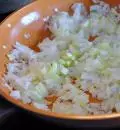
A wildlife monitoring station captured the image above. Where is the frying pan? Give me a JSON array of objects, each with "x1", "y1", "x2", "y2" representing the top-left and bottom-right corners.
[{"x1": 0, "y1": 0, "x2": 120, "y2": 127}]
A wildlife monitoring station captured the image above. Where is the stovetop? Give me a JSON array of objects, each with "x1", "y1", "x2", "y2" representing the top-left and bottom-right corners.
[
  {"x1": 0, "y1": 109, "x2": 64, "y2": 129},
  {"x1": 0, "y1": 2, "x2": 119, "y2": 129}
]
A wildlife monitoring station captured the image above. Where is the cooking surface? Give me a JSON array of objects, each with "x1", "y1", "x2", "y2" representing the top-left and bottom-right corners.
[
  {"x1": 0, "y1": 113, "x2": 116, "y2": 130},
  {"x1": 0, "y1": 111, "x2": 64, "y2": 129}
]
